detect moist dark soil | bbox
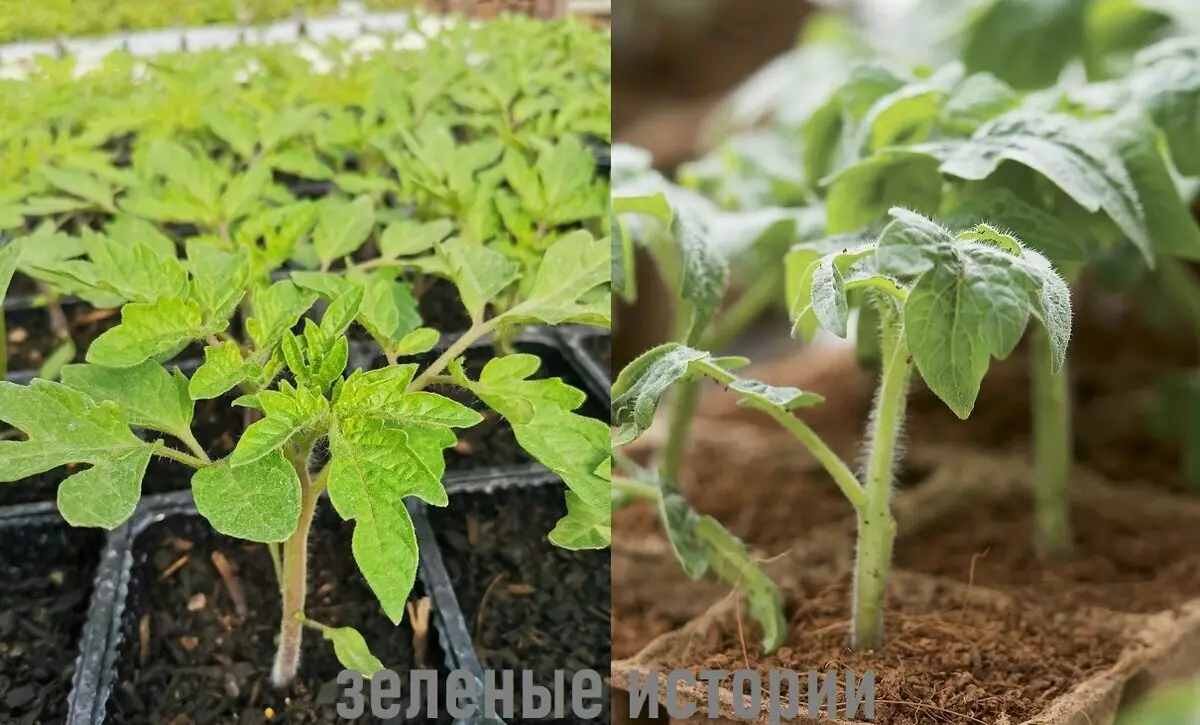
[110,511,450,725]
[0,392,243,507]
[369,342,607,470]
[0,520,104,725]
[6,303,121,374]
[415,279,473,334]
[894,493,1200,615]
[579,332,611,377]
[429,485,610,725]
[691,573,1127,725]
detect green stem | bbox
[266,542,283,593]
[851,319,911,651]
[659,380,701,483]
[658,270,784,483]
[751,402,867,510]
[612,475,661,501]
[1,310,7,380]
[152,445,210,469]
[271,448,319,687]
[177,429,212,464]
[408,320,497,392]
[1030,324,1073,560]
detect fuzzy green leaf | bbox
[694,515,787,652]
[437,237,519,322]
[548,489,611,549]
[0,380,152,528]
[962,0,1088,90]
[246,281,318,351]
[0,239,25,305]
[912,112,1150,261]
[358,275,421,350]
[498,231,611,327]
[220,165,271,221]
[189,342,249,400]
[86,297,220,368]
[823,150,943,233]
[379,219,454,258]
[328,412,461,623]
[230,383,327,466]
[394,328,440,356]
[60,361,193,439]
[612,343,822,446]
[320,625,385,679]
[192,451,301,543]
[1128,36,1200,176]
[454,354,610,518]
[941,188,1087,266]
[187,242,251,324]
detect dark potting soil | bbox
[894,494,1200,614]
[0,521,103,725]
[415,279,473,334]
[369,342,607,470]
[0,393,243,507]
[110,512,451,725]
[429,486,610,725]
[6,303,120,374]
[692,573,1126,725]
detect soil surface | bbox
[689,573,1127,725]
[895,494,1200,614]
[0,392,242,507]
[415,279,474,334]
[6,303,121,374]
[111,512,449,724]
[0,520,103,725]
[429,485,610,725]
[369,342,607,470]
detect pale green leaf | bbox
[189,342,248,400]
[498,231,611,327]
[86,297,218,368]
[60,361,193,438]
[314,196,375,268]
[192,451,301,542]
[437,237,519,322]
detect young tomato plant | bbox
[0,225,611,683]
[615,207,1073,650]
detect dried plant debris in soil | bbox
[690,575,1126,725]
[0,523,103,725]
[377,344,607,469]
[0,392,241,507]
[895,495,1200,614]
[430,486,610,724]
[111,514,450,725]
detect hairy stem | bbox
[271,448,320,688]
[0,310,7,380]
[659,268,784,483]
[751,403,866,510]
[612,475,661,501]
[177,429,212,464]
[1030,324,1073,560]
[408,320,497,392]
[152,445,210,469]
[851,319,911,652]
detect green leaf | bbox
[611,343,822,446]
[220,165,270,221]
[60,361,193,439]
[86,297,219,368]
[321,285,365,338]
[498,231,611,327]
[319,625,385,679]
[437,237,519,322]
[454,354,610,516]
[694,515,787,652]
[941,188,1087,266]
[38,340,76,382]
[823,150,943,233]
[246,281,318,351]
[1090,107,1200,260]
[0,380,153,528]
[187,241,251,324]
[203,107,257,158]
[358,275,422,350]
[394,328,440,356]
[1128,36,1200,175]
[57,230,188,304]
[314,196,375,268]
[548,490,610,549]
[379,219,454,258]
[912,112,1151,261]
[939,73,1019,135]
[192,451,301,542]
[327,414,459,623]
[0,239,26,305]
[230,383,327,466]
[39,165,114,210]
[962,0,1088,90]
[189,342,249,400]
